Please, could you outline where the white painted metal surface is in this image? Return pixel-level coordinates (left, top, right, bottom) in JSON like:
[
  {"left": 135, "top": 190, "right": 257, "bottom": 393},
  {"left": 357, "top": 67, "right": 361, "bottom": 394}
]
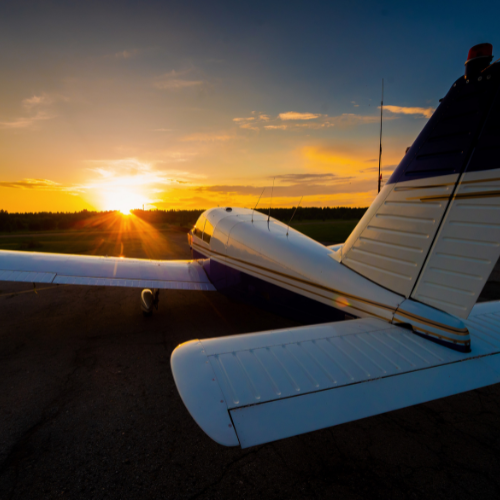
[
  {"left": 171, "top": 340, "right": 239, "bottom": 446},
  {"left": 193, "top": 207, "right": 405, "bottom": 322},
  {"left": 0, "top": 251, "right": 215, "bottom": 291},
  {"left": 340, "top": 174, "right": 458, "bottom": 297},
  {"left": 0, "top": 269, "right": 56, "bottom": 283},
  {"left": 203, "top": 318, "right": 461, "bottom": 410},
  {"left": 231, "top": 348, "right": 500, "bottom": 448},
  {"left": 412, "top": 168, "right": 500, "bottom": 318},
  {"left": 465, "top": 300, "right": 500, "bottom": 348},
  {"left": 172, "top": 301, "right": 500, "bottom": 448},
  {"left": 393, "top": 299, "right": 471, "bottom": 349}
]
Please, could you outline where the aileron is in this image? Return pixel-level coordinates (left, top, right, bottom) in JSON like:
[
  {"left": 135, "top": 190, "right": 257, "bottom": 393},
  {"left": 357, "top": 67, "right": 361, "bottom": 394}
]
[{"left": 0, "top": 250, "right": 215, "bottom": 291}]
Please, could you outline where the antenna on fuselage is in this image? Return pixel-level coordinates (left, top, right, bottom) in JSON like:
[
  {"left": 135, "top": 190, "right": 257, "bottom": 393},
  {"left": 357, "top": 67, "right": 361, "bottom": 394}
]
[
  {"left": 378, "top": 78, "right": 384, "bottom": 194},
  {"left": 252, "top": 187, "right": 266, "bottom": 223},
  {"left": 286, "top": 196, "right": 303, "bottom": 237},
  {"left": 268, "top": 177, "right": 275, "bottom": 223}
]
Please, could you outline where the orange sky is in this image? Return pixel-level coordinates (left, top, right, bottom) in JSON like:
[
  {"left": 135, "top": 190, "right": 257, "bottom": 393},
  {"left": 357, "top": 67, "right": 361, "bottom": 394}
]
[
  {"left": 0, "top": 107, "right": 427, "bottom": 213},
  {"left": 0, "top": 3, "right": 445, "bottom": 213}
]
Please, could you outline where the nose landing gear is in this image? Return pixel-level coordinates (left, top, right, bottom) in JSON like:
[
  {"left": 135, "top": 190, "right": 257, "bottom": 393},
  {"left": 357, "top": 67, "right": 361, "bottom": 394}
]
[{"left": 141, "top": 288, "right": 160, "bottom": 316}]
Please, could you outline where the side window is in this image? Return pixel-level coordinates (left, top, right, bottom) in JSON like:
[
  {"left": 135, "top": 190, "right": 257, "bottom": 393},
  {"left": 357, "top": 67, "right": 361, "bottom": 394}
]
[
  {"left": 193, "top": 215, "right": 206, "bottom": 240},
  {"left": 203, "top": 220, "right": 214, "bottom": 244}
]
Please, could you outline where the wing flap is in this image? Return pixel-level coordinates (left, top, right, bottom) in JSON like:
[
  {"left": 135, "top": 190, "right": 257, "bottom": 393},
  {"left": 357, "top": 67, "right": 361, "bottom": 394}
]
[
  {"left": 51, "top": 275, "right": 215, "bottom": 290},
  {"left": 0, "top": 250, "right": 215, "bottom": 291},
  {"left": 172, "top": 307, "right": 500, "bottom": 448}
]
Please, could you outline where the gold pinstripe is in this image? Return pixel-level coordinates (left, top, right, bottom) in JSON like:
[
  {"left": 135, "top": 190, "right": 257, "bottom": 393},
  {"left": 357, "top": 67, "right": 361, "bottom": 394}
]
[
  {"left": 393, "top": 319, "right": 470, "bottom": 345},
  {"left": 193, "top": 241, "right": 471, "bottom": 342},
  {"left": 410, "top": 190, "right": 500, "bottom": 202},
  {"left": 193, "top": 242, "right": 395, "bottom": 311},
  {"left": 193, "top": 242, "right": 390, "bottom": 320},
  {"left": 393, "top": 310, "right": 469, "bottom": 335}
]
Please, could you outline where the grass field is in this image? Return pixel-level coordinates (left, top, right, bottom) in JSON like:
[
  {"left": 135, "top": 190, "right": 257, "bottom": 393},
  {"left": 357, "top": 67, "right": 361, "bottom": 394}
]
[
  {"left": 0, "top": 218, "right": 359, "bottom": 257},
  {"left": 290, "top": 219, "right": 358, "bottom": 244}
]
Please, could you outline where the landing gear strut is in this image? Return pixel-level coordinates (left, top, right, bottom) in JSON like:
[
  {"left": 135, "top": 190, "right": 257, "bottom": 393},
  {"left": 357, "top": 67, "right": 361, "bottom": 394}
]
[{"left": 141, "top": 288, "right": 160, "bottom": 316}]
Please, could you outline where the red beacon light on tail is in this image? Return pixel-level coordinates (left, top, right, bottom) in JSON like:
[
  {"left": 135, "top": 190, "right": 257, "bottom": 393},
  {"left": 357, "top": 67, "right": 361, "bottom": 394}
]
[
  {"left": 466, "top": 43, "right": 492, "bottom": 62},
  {"left": 465, "top": 43, "right": 493, "bottom": 78}
]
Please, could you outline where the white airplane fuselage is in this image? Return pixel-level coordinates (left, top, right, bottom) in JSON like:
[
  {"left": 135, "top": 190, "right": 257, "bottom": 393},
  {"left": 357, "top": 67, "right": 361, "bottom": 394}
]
[
  {"left": 187, "top": 204, "right": 472, "bottom": 352},
  {"left": 189, "top": 206, "right": 399, "bottom": 320}
]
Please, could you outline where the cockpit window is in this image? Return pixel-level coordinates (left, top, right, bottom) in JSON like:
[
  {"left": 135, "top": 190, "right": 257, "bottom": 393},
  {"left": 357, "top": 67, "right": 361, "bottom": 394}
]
[
  {"left": 193, "top": 215, "right": 206, "bottom": 239},
  {"left": 203, "top": 220, "right": 214, "bottom": 244}
]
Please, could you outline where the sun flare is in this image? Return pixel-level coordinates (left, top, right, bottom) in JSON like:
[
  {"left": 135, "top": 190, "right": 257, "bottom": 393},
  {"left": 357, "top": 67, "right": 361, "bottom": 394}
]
[{"left": 102, "top": 189, "right": 147, "bottom": 215}]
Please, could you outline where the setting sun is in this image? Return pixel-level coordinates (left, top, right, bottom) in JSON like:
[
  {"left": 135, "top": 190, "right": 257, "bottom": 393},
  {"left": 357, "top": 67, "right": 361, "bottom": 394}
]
[{"left": 102, "top": 189, "right": 147, "bottom": 215}]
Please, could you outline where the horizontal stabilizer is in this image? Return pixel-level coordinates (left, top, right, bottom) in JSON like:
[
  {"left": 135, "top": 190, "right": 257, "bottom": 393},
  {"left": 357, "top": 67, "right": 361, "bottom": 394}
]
[
  {"left": 172, "top": 307, "right": 500, "bottom": 448},
  {"left": 0, "top": 250, "right": 215, "bottom": 291}
]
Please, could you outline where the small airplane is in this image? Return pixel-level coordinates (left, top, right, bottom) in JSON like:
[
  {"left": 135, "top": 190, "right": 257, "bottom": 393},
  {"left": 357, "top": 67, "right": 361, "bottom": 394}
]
[{"left": 1, "top": 44, "right": 499, "bottom": 449}]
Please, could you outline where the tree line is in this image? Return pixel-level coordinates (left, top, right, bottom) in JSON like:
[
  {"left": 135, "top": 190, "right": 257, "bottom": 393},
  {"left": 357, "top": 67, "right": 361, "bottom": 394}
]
[{"left": 0, "top": 206, "right": 367, "bottom": 232}]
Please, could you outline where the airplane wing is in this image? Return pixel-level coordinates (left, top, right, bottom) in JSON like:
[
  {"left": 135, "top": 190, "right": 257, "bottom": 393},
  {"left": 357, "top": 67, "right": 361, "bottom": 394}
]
[
  {"left": 0, "top": 250, "right": 215, "bottom": 291},
  {"left": 171, "top": 301, "right": 500, "bottom": 448}
]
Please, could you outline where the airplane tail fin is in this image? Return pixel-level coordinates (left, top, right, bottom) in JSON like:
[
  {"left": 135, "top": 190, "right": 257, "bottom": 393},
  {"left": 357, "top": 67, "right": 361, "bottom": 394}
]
[{"left": 340, "top": 44, "right": 500, "bottom": 319}]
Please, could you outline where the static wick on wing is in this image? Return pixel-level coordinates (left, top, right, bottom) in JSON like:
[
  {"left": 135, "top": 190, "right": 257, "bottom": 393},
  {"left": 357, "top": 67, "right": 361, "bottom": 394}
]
[
  {"left": 268, "top": 177, "right": 275, "bottom": 227},
  {"left": 286, "top": 196, "right": 303, "bottom": 237},
  {"left": 251, "top": 187, "right": 266, "bottom": 223}
]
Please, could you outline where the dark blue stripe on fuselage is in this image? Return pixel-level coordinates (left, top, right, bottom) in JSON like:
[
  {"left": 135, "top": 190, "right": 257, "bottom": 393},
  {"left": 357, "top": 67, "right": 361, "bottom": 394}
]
[{"left": 192, "top": 248, "right": 348, "bottom": 325}]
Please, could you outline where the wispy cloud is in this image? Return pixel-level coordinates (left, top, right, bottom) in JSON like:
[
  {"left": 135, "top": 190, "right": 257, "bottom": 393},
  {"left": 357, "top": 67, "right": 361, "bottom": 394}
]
[
  {"left": 84, "top": 158, "right": 192, "bottom": 182},
  {"left": 153, "top": 70, "right": 205, "bottom": 90},
  {"left": 264, "top": 124, "right": 288, "bottom": 130},
  {"left": 239, "top": 123, "right": 260, "bottom": 131},
  {"left": 279, "top": 112, "right": 320, "bottom": 120},
  {"left": 155, "top": 79, "right": 204, "bottom": 90},
  {"left": 196, "top": 178, "right": 371, "bottom": 198},
  {"left": 0, "top": 177, "right": 83, "bottom": 196},
  {"left": 359, "top": 165, "right": 397, "bottom": 173},
  {"left": 0, "top": 178, "right": 61, "bottom": 189},
  {"left": 180, "top": 132, "right": 234, "bottom": 142},
  {"left": 301, "top": 146, "right": 384, "bottom": 177},
  {"left": 0, "top": 92, "right": 63, "bottom": 130},
  {"left": 22, "top": 93, "right": 53, "bottom": 109},
  {"left": 114, "top": 49, "right": 139, "bottom": 59},
  {"left": 327, "top": 114, "right": 381, "bottom": 126},
  {"left": 384, "top": 105, "right": 434, "bottom": 118},
  {"left": 0, "top": 111, "right": 55, "bottom": 129},
  {"left": 273, "top": 173, "right": 340, "bottom": 182},
  {"left": 234, "top": 111, "right": 391, "bottom": 132}
]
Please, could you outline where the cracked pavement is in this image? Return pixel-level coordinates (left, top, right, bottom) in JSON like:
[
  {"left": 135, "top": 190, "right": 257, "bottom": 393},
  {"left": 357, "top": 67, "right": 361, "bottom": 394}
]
[{"left": 1, "top": 234, "right": 500, "bottom": 499}]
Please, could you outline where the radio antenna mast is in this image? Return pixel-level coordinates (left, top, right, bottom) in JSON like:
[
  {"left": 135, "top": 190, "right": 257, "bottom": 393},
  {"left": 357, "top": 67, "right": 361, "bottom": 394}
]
[
  {"left": 252, "top": 187, "right": 266, "bottom": 223},
  {"left": 378, "top": 78, "right": 384, "bottom": 194},
  {"left": 268, "top": 177, "right": 275, "bottom": 223},
  {"left": 286, "top": 196, "right": 303, "bottom": 237}
]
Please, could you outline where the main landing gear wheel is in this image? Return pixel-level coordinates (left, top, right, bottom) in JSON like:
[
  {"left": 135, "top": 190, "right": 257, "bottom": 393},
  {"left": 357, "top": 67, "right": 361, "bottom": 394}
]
[{"left": 141, "top": 288, "right": 160, "bottom": 316}]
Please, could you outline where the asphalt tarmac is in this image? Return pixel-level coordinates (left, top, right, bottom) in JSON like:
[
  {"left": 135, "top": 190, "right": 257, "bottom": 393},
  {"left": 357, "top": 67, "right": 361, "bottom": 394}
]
[{"left": 1, "top": 234, "right": 500, "bottom": 499}]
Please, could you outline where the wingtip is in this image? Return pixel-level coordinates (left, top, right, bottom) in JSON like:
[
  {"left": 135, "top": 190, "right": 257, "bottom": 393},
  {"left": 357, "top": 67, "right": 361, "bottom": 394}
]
[{"left": 171, "top": 340, "right": 240, "bottom": 447}]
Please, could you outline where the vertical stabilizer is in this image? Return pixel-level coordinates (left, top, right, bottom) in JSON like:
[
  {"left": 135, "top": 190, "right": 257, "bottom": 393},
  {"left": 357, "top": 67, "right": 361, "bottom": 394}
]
[{"left": 341, "top": 44, "right": 500, "bottom": 319}]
